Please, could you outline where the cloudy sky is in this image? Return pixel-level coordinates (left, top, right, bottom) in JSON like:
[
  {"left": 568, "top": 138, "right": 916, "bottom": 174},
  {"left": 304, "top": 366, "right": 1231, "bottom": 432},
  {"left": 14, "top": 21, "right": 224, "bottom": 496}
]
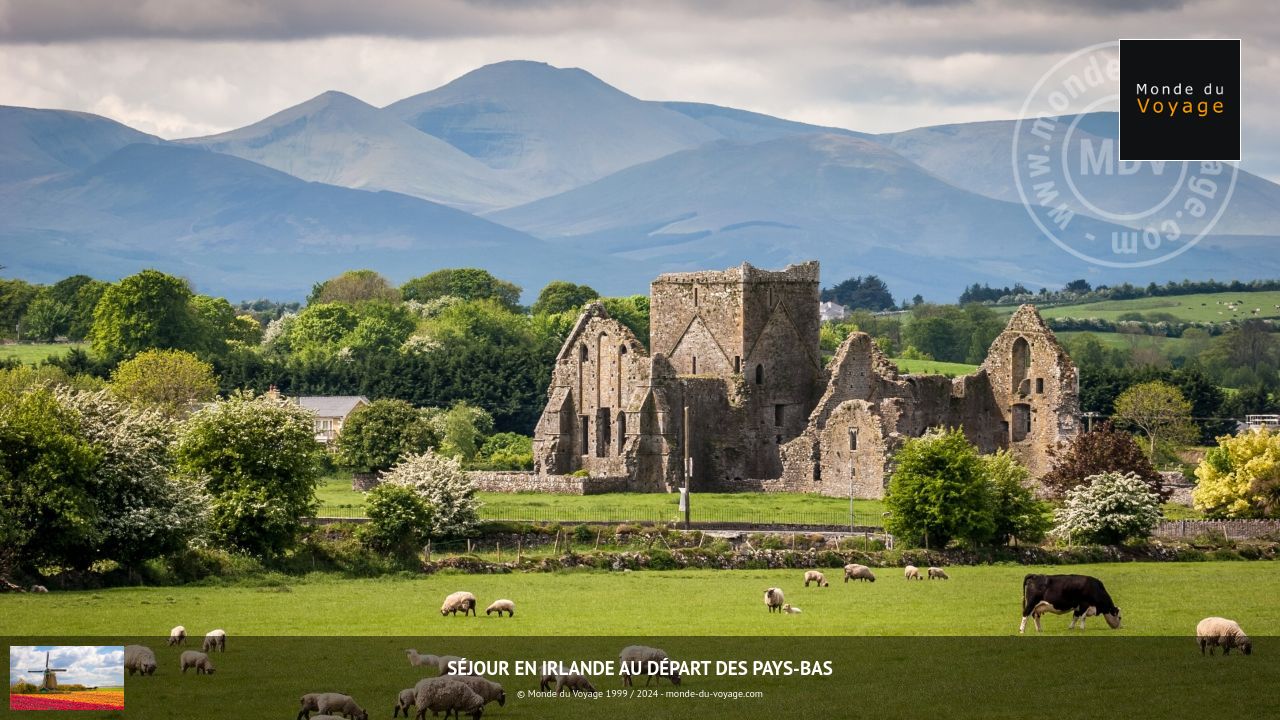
[
  {"left": 9, "top": 646, "right": 125, "bottom": 687},
  {"left": 1, "top": 0, "right": 1276, "bottom": 177}
]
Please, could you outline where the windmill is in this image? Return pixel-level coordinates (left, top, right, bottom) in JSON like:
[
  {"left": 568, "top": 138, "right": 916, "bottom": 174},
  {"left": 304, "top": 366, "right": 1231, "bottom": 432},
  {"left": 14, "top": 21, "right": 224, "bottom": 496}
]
[{"left": 28, "top": 651, "right": 68, "bottom": 691}]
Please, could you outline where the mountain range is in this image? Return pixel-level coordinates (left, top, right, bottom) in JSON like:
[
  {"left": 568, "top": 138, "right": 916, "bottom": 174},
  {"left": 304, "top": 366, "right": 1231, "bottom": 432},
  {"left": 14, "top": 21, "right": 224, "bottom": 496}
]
[{"left": 2, "top": 59, "right": 1277, "bottom": 301}]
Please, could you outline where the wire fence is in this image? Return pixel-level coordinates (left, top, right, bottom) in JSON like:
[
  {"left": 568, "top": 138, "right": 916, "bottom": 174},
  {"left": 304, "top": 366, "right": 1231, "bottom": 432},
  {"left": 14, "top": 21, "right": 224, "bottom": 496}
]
[{"left": 312, "top": 504, "right": 887, "bottom": 530}]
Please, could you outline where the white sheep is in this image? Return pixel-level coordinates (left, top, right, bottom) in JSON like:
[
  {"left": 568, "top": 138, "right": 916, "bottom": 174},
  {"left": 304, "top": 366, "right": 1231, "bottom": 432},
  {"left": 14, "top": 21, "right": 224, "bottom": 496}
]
[
  {"left": 555, "top": 674, "right": 597, "bottom": 696},
  {"left": 619, "top": 645, "right": 681, "bottom": 686},
  {"left": 203, "top": 629, "right": 226, "bottom": 653},
  {"left": 179, "top": 650, "right": 215, "bottom": 675},
  {"left": 297, "top": 692, "right": 369, "bottom": 720},
  {"left": 435, "top": 655, "right": 470, "bottom": 675},
  {"left": 168, "top": 625, "right": 187, "bottom": 646},
  {"left": 843, "top": 564, "right": 876, "bottom": 583},
  {"left": 393, "top": 688, "right": 416, "bottom": 718},
  {"left": 782, "top": 604, "right": 802, "bottom": 614},
  {"left": 764, "top": 587, "right": 785, "bottom": 613},
  {"left": 406, "top": 649, "right": 441, "bottom": 668},
  {"left": 485, "top": 599, "right": 515, "bottom": 617},
  {"left": 803, "top": 571, "right": 828, "bottom": 587},
  {"left": 441, "top": 591, "right": 478, "bottom": 617},
  {"left": 413, "top": 677, "right": 486, "bottom": 720},
  {"left": 928, "top": 567, "right": 949, "bottom": 580},
  {"left": 124, "top": 645, "right": 157, "bottom": 676},
  {"left": 30, "top": 585, "right": 48, "bottom": 593},
  {"left": 1196, "top": 617, "right": 1253, "bottom": 656},
  {"left": 442, "top": 675, "right": 506, "bottom": 707},
  {"left": 904, "top": 565, "right": 923, "bottom": 581}
]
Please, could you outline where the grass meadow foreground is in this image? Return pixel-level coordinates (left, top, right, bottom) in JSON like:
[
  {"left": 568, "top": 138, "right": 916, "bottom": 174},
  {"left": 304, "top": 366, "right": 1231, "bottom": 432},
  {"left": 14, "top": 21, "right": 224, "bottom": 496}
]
[{"left": 4, "top": 563, "right": 1276, "bottom": 720}]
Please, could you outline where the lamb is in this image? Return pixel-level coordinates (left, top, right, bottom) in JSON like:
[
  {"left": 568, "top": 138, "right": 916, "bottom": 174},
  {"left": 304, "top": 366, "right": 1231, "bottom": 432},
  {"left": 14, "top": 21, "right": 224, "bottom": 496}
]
[
  {"left": 764, "top": 587, "right": 785, "bottom": 613},
  {"left": 782, "top": 604, "right": 802, "bottom": 614},
  {"left": 619, "top": 645, "right": 682, "bottom": 687},
  {"left": 904, "top": 565, "right": 923, "bottom": 581},
  {"left": 202, "top": 629, "right": 226, "bottom": 653},
  {"left": 1196, "top": 617, "right": 1253, "bottom": 656},
  {"left": 485, "top": 599, "right": 515, "bottom": 617},
  {"left": 297, "top": 692, "right": 369, "bottom": 720},
  {"left": 413, "top": 677, "right": 486, "bottom": 720},
  {"left": 442, "top": 675, "right": 506, "bottom": 707},
  {"left": 393, "top": 688, "right": 417, "bottom": 718},
  {"left": 179, "top": 650, "right": 215, "bottom": 675},
  {"left": 928, "top": 567, "right": 950, "bottom": 580},
  {"left": 168, "top": 625, "right": 187, "bottom": 646},
  {"left": 555, "top": 674, "right": 597, "bottom": 696},
  {"left": 124, "top": 645, "right": 157, "bottom": 676},
  {"left": 803, "top": 571, "right": 829, "bottom": 587},
  {"left": 441, "top": 591, "right": 478, "bottom": 617},
  {"left": 843, "top": 564, "right": 876, "bottom": 583}
]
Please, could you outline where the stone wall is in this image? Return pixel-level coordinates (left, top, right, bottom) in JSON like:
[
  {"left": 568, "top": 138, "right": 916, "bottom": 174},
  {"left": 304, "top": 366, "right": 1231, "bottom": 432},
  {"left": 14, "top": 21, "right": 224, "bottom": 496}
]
[
  {"left": 466, "top": 471, "right": 629, "bottom": 495},
  {"left": 1154, "top": 519, "right": 1280, "bottom": 540}
]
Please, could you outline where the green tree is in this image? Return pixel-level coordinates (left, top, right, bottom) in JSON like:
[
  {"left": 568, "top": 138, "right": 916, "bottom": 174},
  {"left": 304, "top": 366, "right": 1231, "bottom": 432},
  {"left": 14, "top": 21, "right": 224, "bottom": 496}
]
[
  {"left": 90, "top": 269, "right": 197, "bottom": 359},
  {"left": 20, "top": 293, "right": 72, "bottom": 342},
  {"left": 286, "top": 303, "right": 359, "bottom": 354},
  {"left": 982, "top": 450, "right": 1051, "bottom": 544},
  {"left": 429, "top": 402, "right": 495, "bottom": 463},
  {"left": 884, "top": 429, "right": 995, "bottom": 547},
  {"left": 0, "top": 278, "right": 38, "bottom": 341},
  {"left": 600, "top": 295, "right": 650, "bottom": 348},
  {"left": 474, "top": 432, "right": 534, "bottom": 470},
  {"left": 532, "top": 281, "right": 600, "bottom": 315},
  {"left": 820, "top": 275, "right": 895, "bottom": 311},
  {"left": 1193, "top": 429, "right": 1280, "bottom": 518},
  {"left": 1041, "top": 422, "right": 1163, "bottom": 498},
  {"left": 400, "top": 268, "right": 522, "bottom": 311},
  {"left": 309, "top": 269, "right": 400, "bottom": 305},
  {"left": 360, "top": 483, "right": 433, "bottom": 558},
  {"left": 335, "top": 399, "right": 438, "bottom": 473},
  {"left": 377, "top": 451, "right": 480, "bottom": 539},
  {"left": 174, "top": 391, "right": 321, "bottom": 557},
  {"left": 1114, "top": 381, "right": 1198, "bottom": 458},
  {"left": 1053, "top": 471, "right": 1161, "bottom": 544},
  {"left": 109, "top": 349, "right": 218, "bottom": 417}
]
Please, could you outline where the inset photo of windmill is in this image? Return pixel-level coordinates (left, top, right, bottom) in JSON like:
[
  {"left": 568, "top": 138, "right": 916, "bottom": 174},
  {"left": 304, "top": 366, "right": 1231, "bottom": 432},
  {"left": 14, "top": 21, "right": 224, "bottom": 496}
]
[{"left": 8, "top": 646, "right": 124, "bottom": 711}]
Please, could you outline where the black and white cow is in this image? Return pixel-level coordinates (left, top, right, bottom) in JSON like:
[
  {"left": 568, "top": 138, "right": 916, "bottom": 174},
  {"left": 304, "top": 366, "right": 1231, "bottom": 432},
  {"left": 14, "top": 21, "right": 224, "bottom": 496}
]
[{"left": 1020, "top": 574, "right": 1121, "bottom": 633}]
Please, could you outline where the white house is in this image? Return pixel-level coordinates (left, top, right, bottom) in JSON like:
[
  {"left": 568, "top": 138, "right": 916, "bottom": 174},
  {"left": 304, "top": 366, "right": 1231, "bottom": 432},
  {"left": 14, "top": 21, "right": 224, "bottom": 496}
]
[{"left": 294, "top": 396, "right": 369, "bottom": 443}]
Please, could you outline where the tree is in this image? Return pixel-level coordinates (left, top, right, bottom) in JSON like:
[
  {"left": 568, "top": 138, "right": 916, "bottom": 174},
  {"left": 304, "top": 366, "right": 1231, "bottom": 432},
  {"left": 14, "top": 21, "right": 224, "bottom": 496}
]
[
  {"left": 285, "top": 303, "right": 358, "bottom": 354},
  {"left": 1113, "top": 381, "right": 1198, "bottom": 458},
  {"left": 1193, "top": 430, "right": 1280, "bottom": 518},
  {"left": 334, "top": 399, "right": 438, "bottom": 473},
  {"left": 820, "top": 275, "right": 895, "bottom": 311},
  {"left": 90, "top": 269, "right": 197, "bottom": 359},
  {"left": 309, "top": 270, "right": 400, "bottom": 305},
  {"left": 1064, "top": 279, "right": 1092, "bottom": 293},
  {"left": 20, "top": 293, "right": 72, "bottom": 342},
  {"left": 884, "top": 429, "right": 995, "bottom": 547},
  {"left": 360, "top": 483, "right": 433, "bottom": 558},
  {"left": 429, "top": 402, "right": 495, "bottom": 463},
  {"left": 174, "top": 391, "right": 321, "bottom": 557},
  {"left": 377, "top": 451, "right": 480, "bottom": 538},
  {"left": 110, "top": 349, "right": 218, "bottom": 417},
  {"left": 0, "top": 278, "right": 38, "bottom": 341},
  {"left": 983, "top": 450, "right": 1051, "bottom": 544},
  {"left": 474, "top": 432, "right": 534, "bottom": 470},
  {"left": 400, "top": 268, "right": 522, "bottom": 311},
  {"left": 532, "top": 281, "right": 600, "bottom": 315},
  {"left": 1053, "top": 472, "right": 1161, "bottom": 544},
  {"left": 1041, "top": 422, "right": 1164, "bottom": 498},
  {"left": 600, "top": 295, "right": 650, "bottom": 348}
]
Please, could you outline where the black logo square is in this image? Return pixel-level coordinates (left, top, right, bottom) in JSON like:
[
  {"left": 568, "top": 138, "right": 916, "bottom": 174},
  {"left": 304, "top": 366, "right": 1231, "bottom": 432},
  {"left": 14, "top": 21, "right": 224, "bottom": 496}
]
[{"left": 1120, "top": 39, "right": 1240, "bottom": 161}]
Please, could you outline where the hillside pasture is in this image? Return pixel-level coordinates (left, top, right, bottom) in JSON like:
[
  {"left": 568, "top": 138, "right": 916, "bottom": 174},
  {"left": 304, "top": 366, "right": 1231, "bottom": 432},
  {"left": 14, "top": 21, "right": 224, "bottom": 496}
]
[
  {"left": 1012, "top": 291, "right": 1280, "bottom": 323},
  {"left": 0, "top": 342, "right": 85, "bottom": 364}
]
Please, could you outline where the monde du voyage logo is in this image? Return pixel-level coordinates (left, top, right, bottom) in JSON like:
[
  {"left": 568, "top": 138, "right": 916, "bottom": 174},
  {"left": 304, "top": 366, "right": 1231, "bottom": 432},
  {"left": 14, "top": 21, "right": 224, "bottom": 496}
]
[{"left": 1013, "top": 40, "right": 1240, "bottom": 269}]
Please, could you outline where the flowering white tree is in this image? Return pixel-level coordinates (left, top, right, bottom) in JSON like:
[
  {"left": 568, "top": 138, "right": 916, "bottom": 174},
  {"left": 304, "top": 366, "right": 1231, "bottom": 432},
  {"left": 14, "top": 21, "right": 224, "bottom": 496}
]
[
  {"left": 380, "top": 451, "right": 481, "bottom": 538},
  {"left": 1053, "top": 471, "right": 1162, "bottom": 545}
]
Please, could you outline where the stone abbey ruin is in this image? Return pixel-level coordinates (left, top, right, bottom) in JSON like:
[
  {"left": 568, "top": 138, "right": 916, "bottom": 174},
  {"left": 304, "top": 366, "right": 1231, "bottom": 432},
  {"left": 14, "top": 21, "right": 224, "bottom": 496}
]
[{"left": 531, "top": 262, "right": 1079, "bottom": 498}]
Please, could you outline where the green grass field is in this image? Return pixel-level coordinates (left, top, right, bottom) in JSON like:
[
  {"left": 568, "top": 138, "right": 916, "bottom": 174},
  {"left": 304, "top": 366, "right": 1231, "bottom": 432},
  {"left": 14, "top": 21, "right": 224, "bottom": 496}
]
[
  {"left": 1010, "top": 291, "right": 1280, "bottom": 323},
  {"left": 1057, "top": 330, "right": 1194, "bottom": 354},
  {"left": 0, "top": 341, "right": 85, "bottom": 364},
  {"left": 889, "top": 357, "right": 980, "bottom": 376}
]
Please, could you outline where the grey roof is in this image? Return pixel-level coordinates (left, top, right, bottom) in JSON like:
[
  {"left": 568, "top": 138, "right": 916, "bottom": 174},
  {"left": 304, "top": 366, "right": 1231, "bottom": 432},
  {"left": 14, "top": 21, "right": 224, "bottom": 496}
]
[{"left": 294, "top": 396, "right": 369, "bottom": 419}]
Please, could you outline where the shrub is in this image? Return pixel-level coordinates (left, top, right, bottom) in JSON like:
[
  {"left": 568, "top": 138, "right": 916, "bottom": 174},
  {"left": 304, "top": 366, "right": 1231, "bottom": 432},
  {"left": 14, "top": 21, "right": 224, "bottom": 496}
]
[
  {"left": 361, "top": 484, "right": 433, "bottom": 557},
  {"left": 1042, "top": 422, "right": 1164, "bottom": 498},
  {"left": 1193, "top": 429, "right": 1280, "bottom": 518},
  {"left": 334, "top": 399, "right": 437, "bottom": 473},
  {"left": 983, "top": 450, "right": 1051, "bottom": 544},
  {"left": 473, "top": 432, "right": 534, "bottom": 470},
  {"left": 885, "top": 429, "right": 994, "bottom": 547},
  {"left": 379, "top": 451, "right": 481, "bottom": 539},
  {"left": 1053, "top": 472, "right": 1162, "bottom": 545}
]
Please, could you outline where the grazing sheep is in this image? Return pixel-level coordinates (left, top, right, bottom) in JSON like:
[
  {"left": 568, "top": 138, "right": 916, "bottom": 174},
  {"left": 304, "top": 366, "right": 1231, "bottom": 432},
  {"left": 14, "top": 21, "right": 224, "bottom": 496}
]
[
  {"left": 619, "top": 645, "right": 681, "bottom": 687},
  {"left": 124, "top": 645, "right": 157, "bottom": 676},
  {"left": 441, "top": 591, "right": 478, "bottom": 617},
  {"left": 904, "top": 565, "right": 923, "bottom": 581},
  {"left": 555, "top": 674, "right": 597, "bottom": 696},
  {"left": 843, "top": 564, "right": 876, "bottom": 583},
  {"left": 179, "top": 650, "right": 215, "bottom": 675},
  {"left": 485, "top": 599, "right": 515, "bottom": 617},
  {"left": 782, "top": 604, "right": 802, "bottom": 614},
  {"left": 30, "top": 585, "right": 48, "bottom": 593},
  {"left": 202, "top": 629, "right": 226, "bottom": 653},
  {"left": 413, "top": 677, "right": 486, "bottom": 720},
  {"left": 443, "top": 675, "right": 506, "bottom": 707},
  {"left": 764, "top": 587, "right": 785, "bottom": 613},
  {"left": 393, "top": 688, "right": 417, "bottom": 718},
  {"left": 539, "top": 662, "right": 569, "bottom": 691},
  {"left": 406, "top": 649, "right": 441, "bottom": 668},
  {"left": 168, "top": 625, "right": 187, "bottom": 646},
  {"left": 928, "top": 567, "right": 950, "bottom": 580},
  {"left": 298, "top": 692, "right": 369, "bottom": 720},
  {"left": 1196, "top": 617, "right": 1253, "bottom": 656},
  {"left": 435, "top": 655, "right": 472, "bottom": 676},
  {"left": 803, "top": 571, "right": 829, "bottom": 587}
]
